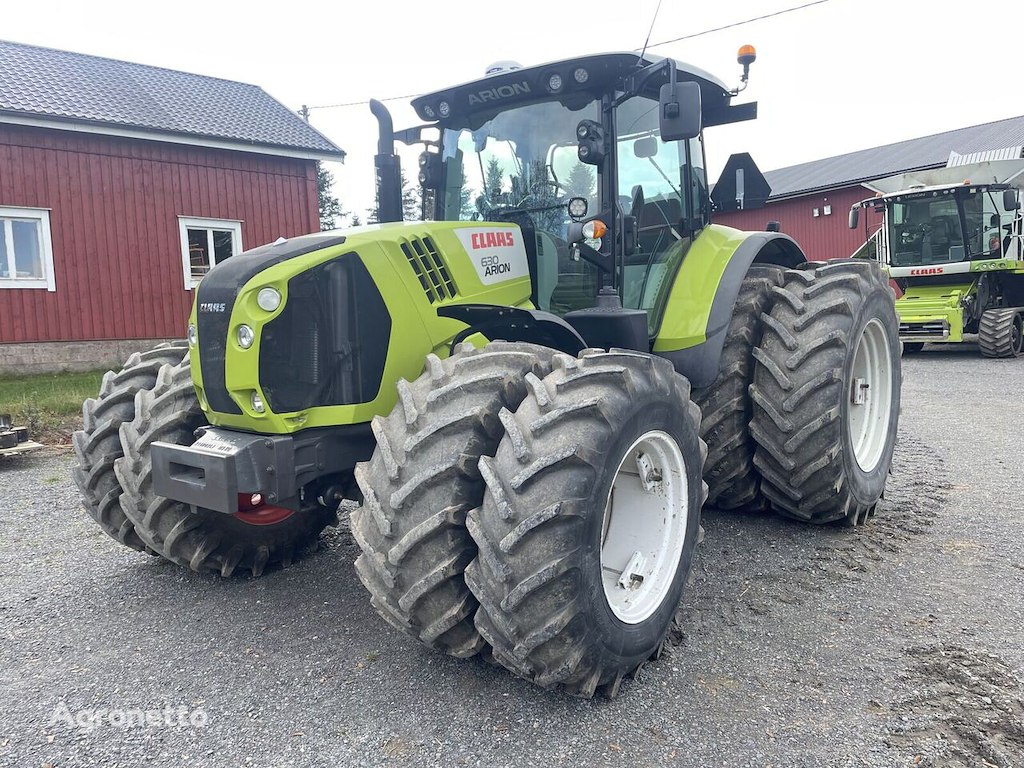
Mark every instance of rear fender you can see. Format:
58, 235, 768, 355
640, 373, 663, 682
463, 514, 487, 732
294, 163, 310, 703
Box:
653, 226, 806, 387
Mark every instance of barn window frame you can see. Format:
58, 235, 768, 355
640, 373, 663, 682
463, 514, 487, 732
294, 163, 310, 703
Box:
0, 206, 56, 291
178, 216, 244, 290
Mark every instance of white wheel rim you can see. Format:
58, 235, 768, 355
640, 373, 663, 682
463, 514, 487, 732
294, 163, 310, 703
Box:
600, 430, 688, 625
849, 318, 894, 472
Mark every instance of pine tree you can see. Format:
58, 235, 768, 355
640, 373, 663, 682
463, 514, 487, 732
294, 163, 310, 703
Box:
316, 161, 344, 231
565, 163, 596, 201
484, 157, 505, 204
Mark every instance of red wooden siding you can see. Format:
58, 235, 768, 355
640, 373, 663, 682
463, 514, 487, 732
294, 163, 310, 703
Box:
0, 124, 320, 344
713, 185, 884, 262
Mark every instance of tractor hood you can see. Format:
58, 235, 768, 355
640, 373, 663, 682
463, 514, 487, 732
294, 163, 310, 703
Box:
187, 222, 533, 434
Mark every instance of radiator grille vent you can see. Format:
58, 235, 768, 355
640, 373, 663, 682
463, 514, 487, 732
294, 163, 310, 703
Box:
900, 320, 950, 339
400, 236, 457, 303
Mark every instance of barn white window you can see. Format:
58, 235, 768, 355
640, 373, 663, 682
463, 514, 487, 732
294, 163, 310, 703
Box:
178, 216, 243, 289
0, 207, 56, 291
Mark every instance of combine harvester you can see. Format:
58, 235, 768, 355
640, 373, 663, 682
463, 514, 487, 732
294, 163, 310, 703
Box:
850, 153, 1024, 357
74, 49, 903, 697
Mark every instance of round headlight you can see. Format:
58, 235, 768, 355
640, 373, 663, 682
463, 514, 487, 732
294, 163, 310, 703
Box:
237, 324, 255, 349
422, 104, 436, 119
568, 197, 589, 219
438, 101, 451, 118
250, 391, 265, 413
547, 73, 563, 92
573, 67, 589, 84
187, 324, 198, 347
256, 287, 281, 312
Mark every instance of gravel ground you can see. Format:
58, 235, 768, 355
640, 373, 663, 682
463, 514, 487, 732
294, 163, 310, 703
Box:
2, 342, 1023, 768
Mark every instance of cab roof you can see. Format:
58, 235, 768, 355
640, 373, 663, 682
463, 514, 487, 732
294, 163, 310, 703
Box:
410, 51, 753, 128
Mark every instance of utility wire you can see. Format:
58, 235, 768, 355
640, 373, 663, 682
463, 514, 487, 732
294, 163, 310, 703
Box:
643, 0, 832, 49
302, 0, 833, 113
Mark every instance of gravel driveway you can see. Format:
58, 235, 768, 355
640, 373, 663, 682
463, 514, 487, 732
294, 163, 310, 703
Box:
2, 342, 1022, 768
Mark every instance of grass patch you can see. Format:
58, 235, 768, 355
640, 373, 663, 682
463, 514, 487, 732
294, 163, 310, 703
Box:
0, 369, 106, 444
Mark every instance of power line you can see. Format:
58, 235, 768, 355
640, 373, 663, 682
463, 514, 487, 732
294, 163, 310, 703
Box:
304, 92, 424, 113
643, 0, 833, 49
303, 0, 833, 113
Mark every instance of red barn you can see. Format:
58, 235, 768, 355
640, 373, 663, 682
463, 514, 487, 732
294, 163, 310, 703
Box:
714, 115, 1024, 260
0, 40, 344, 373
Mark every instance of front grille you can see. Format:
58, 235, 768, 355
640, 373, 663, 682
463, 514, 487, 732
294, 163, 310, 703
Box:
259, 254, 391, 413
900, 320, 949, 340
400, 236, 457, 303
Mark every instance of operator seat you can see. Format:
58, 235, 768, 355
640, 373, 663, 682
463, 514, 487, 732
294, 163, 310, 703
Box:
929, 216, 951, 258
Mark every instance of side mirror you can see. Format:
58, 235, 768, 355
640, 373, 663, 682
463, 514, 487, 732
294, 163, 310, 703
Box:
848, 206, 860, 230
1003, 188, 1020, 211
576, 120, 605, 167
633, 137, 658, 159
659, 81, 701, 142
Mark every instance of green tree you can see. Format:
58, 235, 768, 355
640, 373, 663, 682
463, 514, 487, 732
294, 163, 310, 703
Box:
316, 161, 344, 231
402, 171, 422, 221
484, 157, 504, 204
565, 163, 596, 201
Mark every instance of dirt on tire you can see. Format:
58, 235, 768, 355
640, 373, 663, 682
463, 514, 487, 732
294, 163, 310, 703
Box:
350, 341, 557, 659
694, 264, 784, 511
115, 356, 335, 577
72, 341, 188, 552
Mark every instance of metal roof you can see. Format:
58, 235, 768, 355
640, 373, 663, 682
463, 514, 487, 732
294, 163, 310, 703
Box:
0, 39, 344, 160
764, 115, 1024, 199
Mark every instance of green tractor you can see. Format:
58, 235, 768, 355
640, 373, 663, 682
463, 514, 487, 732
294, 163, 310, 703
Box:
850, 158, 1024, 357
74, 49, 902, 696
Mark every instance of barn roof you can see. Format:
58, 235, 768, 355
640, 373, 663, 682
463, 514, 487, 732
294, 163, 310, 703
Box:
764, 115, 1024, 199
0, 39, 344, 161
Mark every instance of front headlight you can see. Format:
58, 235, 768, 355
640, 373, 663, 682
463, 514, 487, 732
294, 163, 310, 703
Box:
257, 287, 281, 312
187, 324, 198, 347
237, 324, 255, 349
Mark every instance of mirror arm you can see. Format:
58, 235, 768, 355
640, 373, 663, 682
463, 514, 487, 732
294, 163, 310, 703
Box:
616, 58, 676, 106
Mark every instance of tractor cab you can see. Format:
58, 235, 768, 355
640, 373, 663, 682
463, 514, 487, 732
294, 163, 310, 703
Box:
373, 51, 761, 339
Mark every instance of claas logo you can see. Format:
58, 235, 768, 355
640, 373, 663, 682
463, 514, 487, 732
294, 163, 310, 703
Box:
470, 231, 516, 249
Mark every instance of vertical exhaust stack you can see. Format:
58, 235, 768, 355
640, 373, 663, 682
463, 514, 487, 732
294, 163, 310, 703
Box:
370, 99, 403, 223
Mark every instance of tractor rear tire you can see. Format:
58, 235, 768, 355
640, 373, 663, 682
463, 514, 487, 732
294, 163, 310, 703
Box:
750, 260, 901, 525
115, 357, 336, 577
978, 308, 1023, 358
72, 341, 188, 552
693, 265, 784, 511
351, 341, 556, 659
465, 350, 706, 697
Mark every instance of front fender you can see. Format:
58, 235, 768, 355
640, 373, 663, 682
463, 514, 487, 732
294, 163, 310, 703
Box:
653, 225, 806, 387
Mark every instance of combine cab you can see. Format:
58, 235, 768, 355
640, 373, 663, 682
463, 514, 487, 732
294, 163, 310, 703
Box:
74, 49, 902, 696
851, 157, 1024, 357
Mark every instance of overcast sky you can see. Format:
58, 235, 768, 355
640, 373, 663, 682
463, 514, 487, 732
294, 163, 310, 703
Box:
5, 0, 1022, 221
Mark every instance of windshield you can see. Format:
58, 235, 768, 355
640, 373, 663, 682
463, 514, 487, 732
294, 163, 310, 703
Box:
888, 193, 964, 267
438, 98, 602, 314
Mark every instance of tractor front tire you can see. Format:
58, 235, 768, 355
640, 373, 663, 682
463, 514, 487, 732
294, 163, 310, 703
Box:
72, 341, 188, 551
693, 265, 784, 511
351, 342, 556, 659
115, 357, 336, 577
978, 308, 1023, 358
750, 260, 901, 525
465, 350, 706, 697
902, 342, 924, 355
